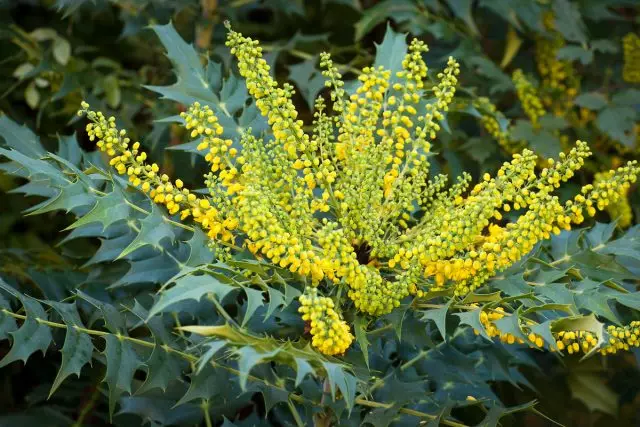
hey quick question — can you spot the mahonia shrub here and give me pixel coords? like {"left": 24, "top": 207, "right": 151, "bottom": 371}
{"left": 2, "top": 19, "right": 640, "bottom": 427}
{"left": 77, "top": 23, "right": 639, "bottom": 356}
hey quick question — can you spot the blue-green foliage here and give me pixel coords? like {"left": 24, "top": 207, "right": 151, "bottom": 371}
{"left": 1, "top": 1, "right": 640, "bottom": 425}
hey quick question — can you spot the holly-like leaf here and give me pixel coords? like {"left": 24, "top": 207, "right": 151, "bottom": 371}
{"left": 557, "top": 45, "right": 593, "bottom": 65}
{"left": 44, "top": 301, "right": 94, "bottom": 397}
{"left": 0, "top": 281, "right": 53, "bottom": 368}
{"left": 147, "top": 274, "right": 234, "bottom": 318}
{"left": 0, "top": 116, "right": 45, "bottom": 157}
{"left": 242, "top": 287, "right": 265, "bottom": 327}
{"left": 353, "top": 315, "right": 370, "bottom": 368}
{"left": 145, "top": 23, "right": 218, "bottom": 106}
{"left": 112, "top": 252, "right": 179, "bottom": 288}
{"left": 373, "top": 24, "right": 408, "bottom": 85}
{"left": 137, "top": 344, "right": 184, "bottom": 394}
{"left": 322, "top": 362, "right": 357, "bottom": 409}
{"left": 183, "top": 228, "right": 215, "bottom": 267}
{"left": 66, "top": 185, "right": 131, "bottom": 232}
{"left": 102, "top": 334, "right": 143, "bottom": 419}
{"left": 235, "top": 346, "right": 280, "bottom": 390}
{"left": 294, "top": 357, "right": 315, "bottom": 387}
{"left": 455, "top": 309, "right": 491, "bottom": 340}
{"left": 177, "top": 364, "right": 229, "bottom": 406}
{"left": 362, "top": 404, "right": 402, "bottom": 427}
{"left": 552, "top": 314, "right": 604, "bottom": 358}
{"left": 419, "top": 300, "right": 451, "bottom": 340}
{"left": 196, "top": 340, "right": 227, "bottom": 375}
{"left": 288, "top": 58, "right": 326, "bottom": 109}
{"left": 118, "top": 204, "right": 175, "bottom": 259}
{"left": 76, "top": 290, "right": 127, "bottom": 333}
{"left": 27, "top": 180, "right": 96, "bottom": 216}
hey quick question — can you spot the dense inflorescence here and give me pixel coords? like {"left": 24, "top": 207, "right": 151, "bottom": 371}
{"left": 298, "top": 288, "right": 353, "bottom": 356}
{"left": 477, "top": 307, "right": 640, "bottom": 356}
{"left": 78, "top": 25, "right": 640, "bottom": 355}
{"left": 594, "top": 170, "right": 633, "bottom": 227}
{"left": 623, "top": 32, "right": 640, "bottom": 83}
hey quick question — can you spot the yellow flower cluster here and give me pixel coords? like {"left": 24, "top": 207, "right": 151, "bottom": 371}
{"left": 79, "top": 102, "right": 235, "bottom": 244}
{"left": 512, "top": 69, "right": 546, "bottom": 126}
{"left": 298, "top": 288, "right": 353, "bottom": 356}
{"left": 79, "top": 25, "right": 640, "bottom": 355}
{"left": 478, "top": 307, "right": 525, "bottom": 345}
{"left": 594, "top": 170, "right": 633, "bottom": 227}
{"left": 535, "top": 12, "right": 580, "bottom": 115}
{"left": 623, "top": 32, "right": 640, "bottom": 83}
{"left": 477, "top": 308, "right": 640, "bottom": 356}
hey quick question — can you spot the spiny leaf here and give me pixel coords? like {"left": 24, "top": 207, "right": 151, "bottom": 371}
{"left": 137, "top": 344, "right": 184, "bottom": 394}
{"left": 321, "top": 361, "right": 357, "bottom": 409}
{"left": 0, "top": 115, "right": 45, "bottom": 157}
{"left": 148, "top": 274, "right": 235, "bottom": 318}
{"left": 196, "top": 340, "right": 227, "bottom": 375}
{"left": 176, "top": 364, "right": 229, "bottom": 406}
{"left": 362, "top": 404, "right": 402, "bottom": 427}
{"left": 420, "top": 300, "right": 451, "bottom": 340}
{"left": 529, "top": 320, "right": 559, "bottom": 351}
{"left": 112, "top": 252, "right": 179, "bottom": 288}
{"left": 241, "top": 287, "right": 265, "bottom": 327}
{"left": 26, "top": 180, "right": 95, "bottom": 216}
{"left": 294, "top": 357, "right": 315, "bottom": 387}
{"left": 0, "top": 147, "right": 67, "bottom": 185}
{"left": 246, "top": 382, "right": 290, "bottom": 414}
{"left": 43, "top": 300, "right": 94, "bottom": 397}
{"left": 455, "top": 308, "right": 491, "bottom": 340}
{"left": 145, "top": 23, "right": 218, "bottom": 106}
{"left": 118, "top": 204, "right": 175, "bottom": 259}
{"left": 183, "top": 228, "right": 215, "bottom": 267}
{"left": 373, "top": 23, "right": 408, "bottom": 85}
{"left": 76, "top": 290, "right": 127, "bottom": 333}
{"left": 102, "top": 334, "right": 143, "bottom": 420}
{"left": 288, "top": 58, "right": 326, "bottom": 109}
{"left": 353, "top": 315, "right": 370, "bottom": 368}
{"left": 66, "top": 185, "right": 131, "bottom": 231}
{"left": 117, "top": 396, "right": 202, "bottom": 426}
{"left": 235, "top": 346, "right": 280, "bottom": 390}
{"left": 0, "top": 281, "right": 53, "bottom": 368}
{"left": 264, "top": 287, "right": 286, "bottom": 321}
{"left": 574, "top": 92, "right": 608, "bottom": 111}
{"left": 494, "top": 308, "right": 528, "bottom": 342}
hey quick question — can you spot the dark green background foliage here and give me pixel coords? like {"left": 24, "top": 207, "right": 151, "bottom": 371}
{"left": 0, "top": 1, "right": 639, "bottom": 426}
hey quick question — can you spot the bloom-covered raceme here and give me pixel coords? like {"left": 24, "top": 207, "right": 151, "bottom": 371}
{"left": 78, "top": 25, "right": 640, "bottom": 356}
{"left": 512, "top": 69, "right": 547, "bottom": 127}
{"left": 476, "top": 306, "right": 640, "bottom": 356}
{"left": 299, "top": 288, "right": 353, "bottom": 356}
